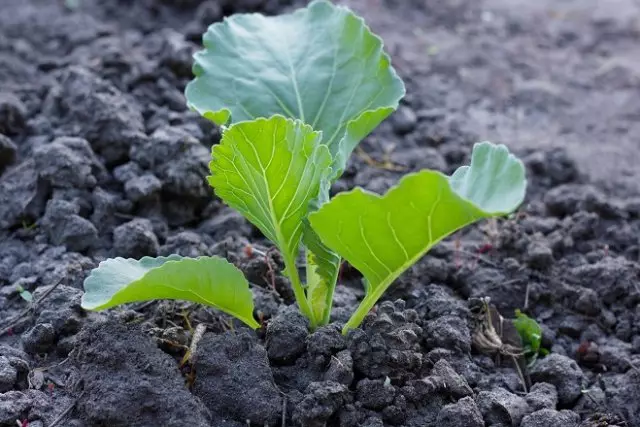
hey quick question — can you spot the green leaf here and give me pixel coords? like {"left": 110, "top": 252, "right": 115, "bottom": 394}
{"left": 185, "top": 0, "right": 405, "bottom": 176}
{"left": 513, "top": 309, "right": 543, "bottom": 355}
{"left": 303, "top": 223, "right": 341, "bottom": 323}
{"left": 209, "top": 115, "right": 331, "bottom": 267}
{"left": 208, "top": 115, "right": 332, "bottom": 324}
{"left": 16, "top": 285, "right": 33, "bottom": 303}
{"left": 301, "top": 178, "right": 341, "bottom": 324}
{"left": 81, "top": 256, "right": 260, "bottom": 329}
{"left": 309, "top": 142, "right": 526, "bottom": 331}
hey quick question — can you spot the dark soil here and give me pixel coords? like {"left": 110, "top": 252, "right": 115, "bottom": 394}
{"left": 1, "top": 0, "right": 639, "bottom": 426}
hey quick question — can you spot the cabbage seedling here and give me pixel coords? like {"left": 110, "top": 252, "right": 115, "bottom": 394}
{"left": 81, "top": 1, "right": 527, "bottom": 334}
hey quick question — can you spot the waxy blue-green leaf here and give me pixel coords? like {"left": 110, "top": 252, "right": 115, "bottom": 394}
{"left": 208, "top": 115, "right": 332, "bottom": 324}
{"left": 309, "top": 142, "right": 526, "bottom": 332}
{"left": 81, "top": 256, "right": 260, "bottom": 329}
{"left": 185, "top": 0, "right": 405, "bottom": 176}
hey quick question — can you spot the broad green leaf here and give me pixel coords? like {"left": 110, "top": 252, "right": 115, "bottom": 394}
{"left": 309, "top": 142, "right": 526, "bottom": 331}
{"left": 185, "top": 0, "right": 405, "bottom": 175}
{"left": 81, "top": 256, "right": 259, "bottom": 329}
{"left": 209, "top": 115, "right": 331, "bottom": 266}
{"left": 208, "top": 116, "right": 332, "bottom": 324}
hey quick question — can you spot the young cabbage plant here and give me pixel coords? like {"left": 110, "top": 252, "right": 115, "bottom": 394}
{"left": 80, "top": 0, "right": 527, "bottom": 334}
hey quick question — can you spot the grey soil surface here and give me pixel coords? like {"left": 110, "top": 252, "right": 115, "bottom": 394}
{"left": 1, "top": 0, "right": 639, "bottom": 426}
{"left": 345, "top": 0, "right": 640, "bottom": 193}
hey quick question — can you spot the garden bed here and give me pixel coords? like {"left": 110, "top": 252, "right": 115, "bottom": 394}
{"left": 1, "top": 0, "right": 639, "bottom": 426}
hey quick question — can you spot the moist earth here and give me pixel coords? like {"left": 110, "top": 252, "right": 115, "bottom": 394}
{"left": 1, "top": 0, "right": 639, "bottom": 426}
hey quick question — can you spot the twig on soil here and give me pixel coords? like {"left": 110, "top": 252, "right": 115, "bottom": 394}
{"left": 181, "top": 311, "right": 194, "bottom": 333}
{"left": 0, "top": 279, "right": 63, "bottom": 337}
{"left": 355, "top": 146, "right": 407, "bottom": 171}
{"left": 281, "top": 398, "right": 287, "bottom": 427}
{"left": 264, "top": 248, "right": 277, "bottom": 291}
{"left": 180, "top": 323, "right": 207, "bottom": 368}
{"left": 453, "top": 236, "right": 462, "bottom": 268}
{"left": 189, "top": 323, "right": 207, "bottom": 356}
{"left": 456, "top": 249, "right": 500, "bottom": 268}
{"left": 48, "top": 391, "right": 84, "bottom": 427}
{"left": 132, "top": 300, "right": 157, "bottom": 312}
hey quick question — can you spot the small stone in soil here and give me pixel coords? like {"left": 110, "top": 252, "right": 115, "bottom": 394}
{"left": 46, "top": 67, "right": 145, "bottom": 164}
{"left": 194, "top": 332, "right": 281, "bottom": 426}
{"left": 530, "top": 354, "right": 586, "bottom": 406}
{"left": 265, "top": 306, "right": 309, "bottom": 364}
{"left": 0, "top": 159, "right": 48, "bottom": 229}
{"left": 477, "top": 387, "right": 531, "bottom": 426}
{"left": 0, "top": 91, "right": 27, "bottom": 135}
{"left": 112, "top": 218, "right": 160, "bottom": 258}
{"left": 113, "top": 161, "right": 142, "bottom": 183}
{"left": 391, "top": 106, "right": 417, "bottom": 135}
{"left": 72, "top": 320, "right": 211, "bottom": 427}
{"left": 525, "top": 382, "right": 558, "bottom": 411}
{"left": 520, "top": 409, "right": 580, "bottom": 427}
{"left": 307, "top": 323, "right": 346, "bottom": 357}
{"left": 430, "top": 358, "right": 473, "bottom": 399}
{"left": 21, "top": 323, "right": 56, "bottom": 355}
{"left": 0, "top": 134, "right": 17, "bottom": 175}
{"left": 324, "top": 349, "right": 354, "bottom": 385}
{"left": 33, "top": 137, "right": 101, "bottom": 189}
{"left": 0, "top": 390, "right": 50, "bottom": 426}
{"left": 356, "top": 378, "right": 396, "bottom": 410}
{"left": 349, "top": 300, "right": 423, "bottom": 381}
{"left": 422, "top": 315, "right": 471, "bottom": 354}
{"left": 159, "top": 230, "right": 211, "bottom": 257}
{"left": 603, "top": 369, "right": 640, "bottom": 426}
{"left": 41, "top": 199, "right": 98, "bottom": 252}
{"left": 293, "top": 381, "right": 351, "bottom": 426}
{"left": 526, "top": 238, "right": 554, "bottom": 270}
{"left": 0, "top": 355, "right": 18, "bottom": 392}
{"left": 124, "top": 173, "right": 162, "bottom": 202}
{"left": 436, "top": 396, "right": 484, "bottom": 427}
{"left": 31, "top": 284, "right": 83, "bottom": 336}
{"left": 198, "top": 206, "right": 252, "bottom": 241}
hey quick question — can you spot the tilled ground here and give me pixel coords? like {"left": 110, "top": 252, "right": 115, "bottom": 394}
{"left": 1, "top": 0, "right": 639, "bottom": 426}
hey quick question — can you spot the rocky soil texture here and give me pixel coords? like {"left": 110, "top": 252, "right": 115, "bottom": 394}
{"left": 1, "top": 0, "right": 639, "bottom": 426}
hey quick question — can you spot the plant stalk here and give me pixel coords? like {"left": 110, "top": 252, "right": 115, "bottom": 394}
{"left": 320, "top": 262, "right": 340, "bottom": 326}
{"left": 342, "top": 278, "right": 391, "bottom": 334}
{"left": 283, "top": 254, "right": 317, "bottom": 329}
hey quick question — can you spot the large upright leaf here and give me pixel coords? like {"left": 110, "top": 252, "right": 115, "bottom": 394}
{"left": 309, "top": 142, "right": 526, "bottom": 331}
{"left": 209, "top": 115, "right": 331, "bottom": 264}
{"left": 81, "top": 256, "right": 260, "bottom": 329}
{"left": 208, "top": 115, "right": 332, "bottom": 323}
{"left": 185, "top": 0, "right": 405, "bottom": 175}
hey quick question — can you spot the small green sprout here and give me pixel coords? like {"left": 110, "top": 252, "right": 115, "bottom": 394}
{"left": 514, "top": 309, "right": 549, "bottom": 365}
{"left": 16, "top": 285, "right": 33, "bottom": 303}
{"left": 81, "top": 0, "right": 527, "bottom": 334}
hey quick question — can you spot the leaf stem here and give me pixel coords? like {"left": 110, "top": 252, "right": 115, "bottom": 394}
{"left": 342, "top": 278, "right": 391, "bottom": 334}
{"left": 283, "top": 254, "right": 317, "bottom": 329}
{"left": 320, "top": 262, "right": 340, "bottom": 326}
